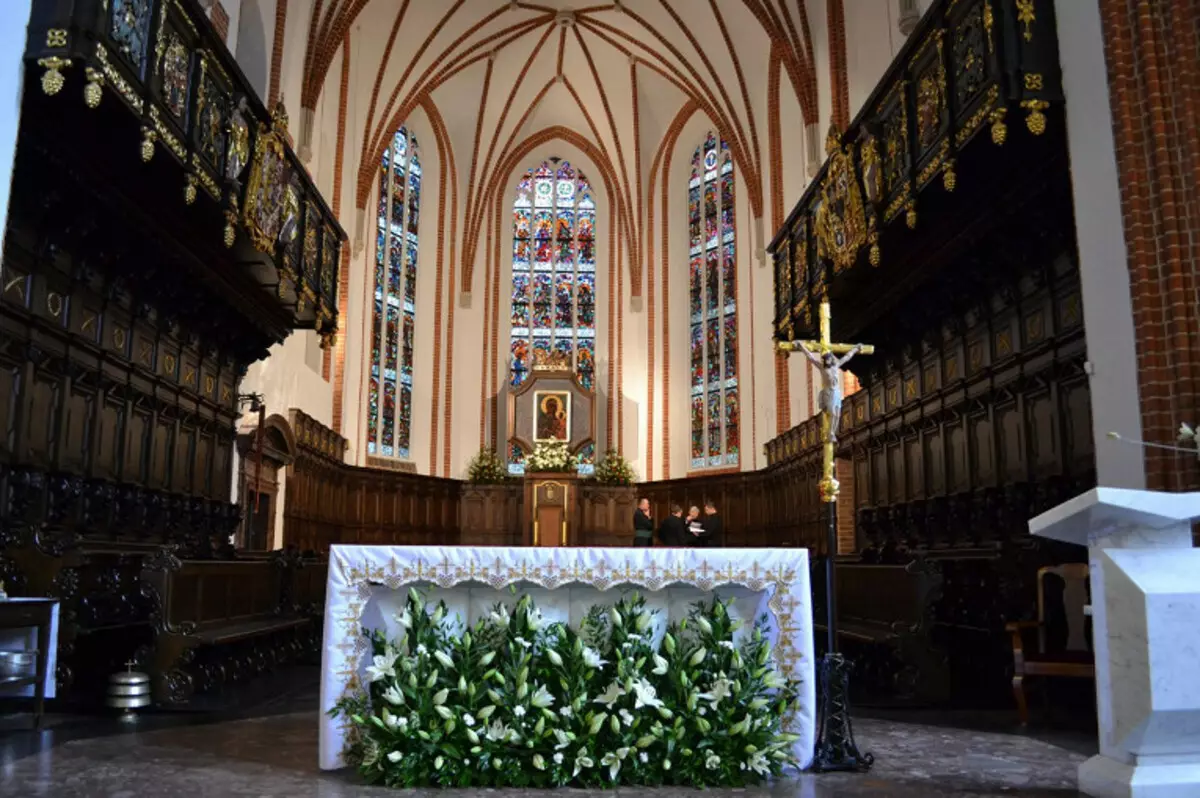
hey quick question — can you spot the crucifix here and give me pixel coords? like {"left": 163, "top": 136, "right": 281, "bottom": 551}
{"left": 776, "top": 298, "right": 875, "bottom": 773}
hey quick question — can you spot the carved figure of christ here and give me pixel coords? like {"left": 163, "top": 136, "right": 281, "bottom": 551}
{"left": 777, "top": 301, "right": 874, "bottom": 445}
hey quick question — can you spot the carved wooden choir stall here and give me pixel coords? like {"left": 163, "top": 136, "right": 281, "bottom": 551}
{"left": 0, "top": 0, "right": 340, "bottom": 706}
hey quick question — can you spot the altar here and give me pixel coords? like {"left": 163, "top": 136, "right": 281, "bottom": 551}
{"left": 318, "top": 545, "right": 816, "bottom": 771}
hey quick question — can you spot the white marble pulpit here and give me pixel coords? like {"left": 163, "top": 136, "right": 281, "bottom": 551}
{"left": 1030, "top": 488, "right": 1200, "bottom": 798}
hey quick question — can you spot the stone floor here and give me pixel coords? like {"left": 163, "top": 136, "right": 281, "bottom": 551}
{"left": 0, "top": 668, "right": 1092, "bottom": 797}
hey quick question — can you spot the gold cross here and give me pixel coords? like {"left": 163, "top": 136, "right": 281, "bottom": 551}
{"left": 776, "top": 300, "right": 874, "bottom": 503}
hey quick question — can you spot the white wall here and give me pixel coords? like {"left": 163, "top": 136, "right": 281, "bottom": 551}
{"left": 234, "top": 0, "right": 273, "bottom": 100}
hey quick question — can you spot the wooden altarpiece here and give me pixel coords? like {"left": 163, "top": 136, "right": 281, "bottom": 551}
{"left": 507, "top": 365, "right": 596, "bottom": 547}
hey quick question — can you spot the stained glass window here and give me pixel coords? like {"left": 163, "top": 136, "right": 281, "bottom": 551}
{"left": 689, "top": 133, "right": 739, "bottom": 469}
{"left": 509, "top": 159, "right": 596, "bottom": 389}
{"left": 367, "top": 127, "right": 421, "bottom": 459}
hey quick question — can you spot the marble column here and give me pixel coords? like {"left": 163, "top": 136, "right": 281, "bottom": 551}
{"left": 1030, "top": 488, "right": 1200, "bottom": 798}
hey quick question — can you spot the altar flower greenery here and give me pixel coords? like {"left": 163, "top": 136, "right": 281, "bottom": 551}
{"left": 525, "top": 440, "right": 572, "bottom": 472}
{"left": 592, "top": 449, "right": 636, "bottom": 486}
{"left": 331, "top": 590, "right": 803, "bottom": 789}
{"left": 465, "top": 447, "right": 511, "bottom": 484}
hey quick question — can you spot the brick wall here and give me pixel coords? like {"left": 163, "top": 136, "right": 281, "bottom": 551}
{"left": 1100, "top": 0, "right": 1200, "bottom": 491}
{"left": 211, "top": 2, "right": 229, "bottom": 43}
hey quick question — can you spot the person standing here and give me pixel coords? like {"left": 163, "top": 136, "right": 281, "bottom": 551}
{"left": 633, "top": 498, "right": 654, "bottom": 547}
{"left": 701, "top": 500, "right": 724, "bottom": 548}
{"left": 658, "top": 504, "right": 687, "bottom": 547}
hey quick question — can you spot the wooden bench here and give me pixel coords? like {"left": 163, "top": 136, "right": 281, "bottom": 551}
{"left": 140, "top": 547, "right": 313, "bottom": 705}
{"left": 813, "top": 559, "right": 948, "bottom": 703}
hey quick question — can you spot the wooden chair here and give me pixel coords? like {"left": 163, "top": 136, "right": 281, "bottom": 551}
{"left": 1007, "top": 563, "right": 1094, "bottom": 724}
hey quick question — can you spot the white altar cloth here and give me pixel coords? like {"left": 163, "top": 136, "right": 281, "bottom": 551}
{"left": 318, "top": 545, "right": 816, "bottom": 771}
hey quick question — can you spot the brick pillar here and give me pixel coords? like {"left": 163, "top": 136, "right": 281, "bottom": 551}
{"left": 1100, "top": 0, "right": 1200, "bottom": 490}
{"left": 210, "top": 2, "right": 229, "bottom": 43}
{"left": 836, "top": 458, "right": 855, "bottom": 554}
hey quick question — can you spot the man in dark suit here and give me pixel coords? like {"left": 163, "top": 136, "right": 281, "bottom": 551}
{"left": 658, "top": 504, "right": 687, "bottom": 547}
{"left": 700, "top": 499, "right": 723, "bottom": 548}
{"left": 633, "top": 498, "right": 654, "bottom": 547}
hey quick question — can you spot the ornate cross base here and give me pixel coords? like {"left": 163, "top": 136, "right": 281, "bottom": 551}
{"left": 810, "top": 652, "right": 874, "bottom": 773}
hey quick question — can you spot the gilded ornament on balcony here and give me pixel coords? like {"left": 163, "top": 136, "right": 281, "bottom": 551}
{"left": 83, "top": 67, "right": 104, "bottom": 108}
{"left": 224, "top": 201, "right": 238, "bottom": 248}
{"left": 942, "top": 159, "right": 957, "bottom": 192}
{"left": 815, "top": 125, "right": 867, "bottom": 274}
{"left": 905, "top": 201, "right": 918, "bottom": 229}
{"left": 184, "top": 174, "right": 197, "bottom": 205}
{"left": 1022, "top": 100, "right": 1049, "bottom": 135}
{"left": 990, "top": 108, "right": 1008, "bottom": 145}
{"left": 38, "top": 57, "right": 70, "bottom": 96}
{"left": 243, "top": 122, "right": 290, "bottom": 253}
{"left": 140, "top": 127, "right": 157, "bottom": 162}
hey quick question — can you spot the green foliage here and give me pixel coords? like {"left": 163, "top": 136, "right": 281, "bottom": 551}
{"left": 332, "top": 589, "right": 803, "bottom": 789}
{"left": 466, "top": 448, "right": 511, "bottom": 484}
{"left": 591, "top": 450, "right": 636, "bottom": 486}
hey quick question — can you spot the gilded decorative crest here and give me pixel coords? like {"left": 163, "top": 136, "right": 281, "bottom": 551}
{"left": 533, "top": 347, "right": 572, "bottom": 370}
{"left": 160, "top": 33, "right": 190, "bottom": 120}
{"left": 242, "top": 120, "right": 289, "bottom": 253}
{"left": 814, "top": 126, "right": 867, "bottom": 274}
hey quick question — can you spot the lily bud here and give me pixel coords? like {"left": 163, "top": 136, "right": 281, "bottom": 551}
{"left": 425, "top": 672, "right": 438, "bottom": 688}
{"left": 663, "top": 634, "right": 676, "bottom": 655}
{"left": 610, "top": 715, "right": 620, "bottom": 734}
{"left": 589, "top": 713, "right": 607, "bottom": 734}
{"left": 468, "top": 684, "right": 476, "bottom": 698}
{"left": 434, "top": 755, "right": 444, "bottom": 771}
{"left": 432, "top": 688, "right": 449, "bottom": 705}
{"left": 466, "top": 728, "right": 479, "bottom": 744}
{"left": 458, "top": 676, "right": 467, "bottom": 692}
{"left": 408, "top": 674, "right": 418, "bottom": 688}
{"left": 656, "top": 706, "right": 673, "bottom": 719}
{"left": 477, "top": 705, "right": 496, "bottom": 720}
{"left": 696, "top": 617, "right": 713, "bottom": 636}
{"left": 479, "top": 651, "right": 496, "bottom": 667}
{"left": 434, "top": 651, "right": 455, "bottom": 670}
{"left": 611, "top": 608, "right": 623, "bottom": 627}
{"left": 689, "top": 647, "right": 707, "bottom": 667}
{"left": 432, "top": 605, "right": 445, "bottom": 624}
{"left": 636, "top": 735, "right": 654, "bottom": 748}
{"left": 517, "top": 682, "right": 528, "bottom": 700}
{"left": 534, "top": 717, "right": 545, "bottom": 736}
{"left": 487, "top": 689, "right": 502, "bottom": 704}
{"left": 547, "top": 649, "right": 564, "bottom": 667}
{"left": 417, "top": 730, "right": 431, "bottom": 741}
{"left": 517, "top": 666, "right": 529, "bottom": 686}
{"left": 463, "top": 632, "right": 472, "bottom": 648}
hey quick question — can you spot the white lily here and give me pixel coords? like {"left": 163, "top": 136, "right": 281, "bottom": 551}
{"left": 553, "top": 729, "right": 571, "bottom": 750}
{"left": 395, "top": 609, "right": 412, "bottom": 629}
{"left": 601, "top": 747, "right": 630, "bottom": 780}
{"left": 382, "top": 684, "right": 405, "bottom": 706}
{"left": 387, "top": 750, "right": 403, "bottom": 763}
{"left": 582, "top": 647, "right": 607, "bottom": 669}
{"left": 527, "top": 608, "right": 544, "bottom": 631}
{"left": 365, "top": 650, "right": 399, "bottom": 683}
{"left": 462, "top": 712, "right": 476, "bottom": 727}
{"left": 747, "top": 751, "right": 770, "bottom": 775}
{"left": 764, "top": 670, "right": 787, "bottom": 689}
{"left": 553, "top": 752, "right": 564, "bottom": 765}
{"left": 530, "top": 684, "right": 555, "bottom": 709}
{"left": 490, "top": 605, "right": 510, "bottom": 626}
{"left": 632, "top": 678, "right": 664, "bottom": 709}
{"left": 652, "top": 654, "right": 669, "bottom": 675}
{"left": 514, "top": 705, "right": 526, "bottom": 717}
{"left": 572, "top": 749, "right": 594, "bottom": 778}
{"left": 719, "top": 640, "right": 735, "bottom": 650}
{"left": 699, "top": 677, "right": 734, "bottom": 708}
{"left": 416, "top": 643, "right": 428, "bottom": 657}
{"left": 619, "top": 708, "right": 634, "bottom": 727}
{"left": 485, "top": 720, "right": 512, "bottom": 742}
{"left": 705, "top": 752, "right": 722, "bottom": 770}
{"left": 433, "top": 650, "right": 455, "bottom": 670}
{"left": 594, "top": 681, "right": 625, "bottom": 706}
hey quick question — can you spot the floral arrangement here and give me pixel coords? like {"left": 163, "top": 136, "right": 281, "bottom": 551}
{"left": 592, "top": 450, "right": 636, "bottom": 486}
{"left": 331, "top": 590, "right": 803, "bottom": 789}
{"left": 526, "top": 440, "right": 572, "bottom": 473}
{"left": 465, "top": 448, "right": 511, "bottom": 484}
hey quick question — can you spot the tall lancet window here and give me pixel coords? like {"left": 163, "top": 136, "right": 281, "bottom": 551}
{"left": 367, "top": 128, "right": 421, "bottom": 459}
{"left": 688, "top": 132, "right": 739, "bottom": 469}
{"left": 510, "top": 159, "right": 597, "bottom": 387}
